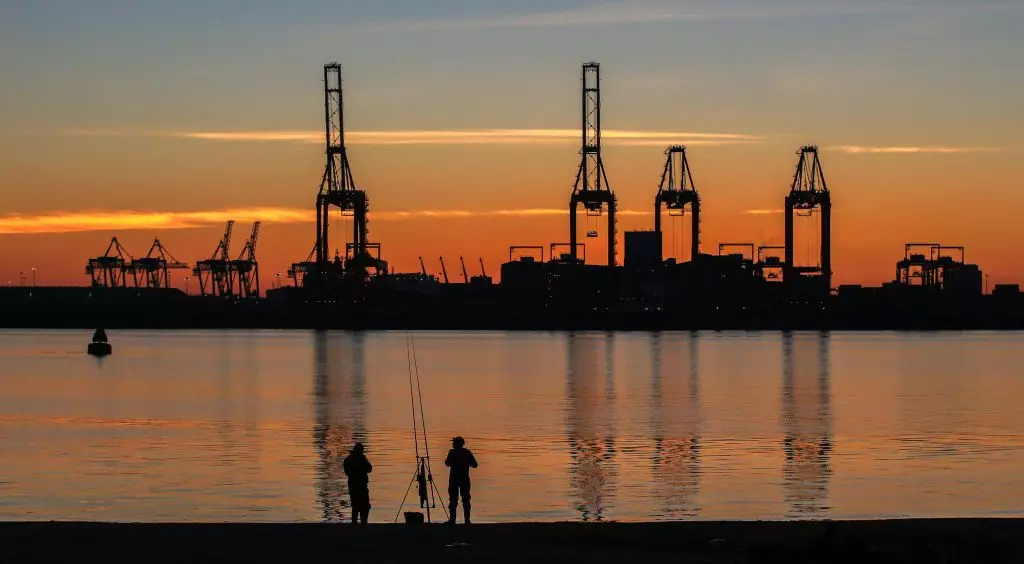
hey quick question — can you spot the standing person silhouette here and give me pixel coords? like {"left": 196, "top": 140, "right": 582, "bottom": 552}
{"left": 342, "top": 442, "right": 372, "bottom": 524}
{"left": 444, "top": 436, "right": 478, "bottom": 524}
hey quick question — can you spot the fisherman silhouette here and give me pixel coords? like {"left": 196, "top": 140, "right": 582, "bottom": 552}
{"left": 444, "top": 436, "right": 478, "bottom": 524}
{"left": 342, "top": 442, "right": 372, "bottom": 524}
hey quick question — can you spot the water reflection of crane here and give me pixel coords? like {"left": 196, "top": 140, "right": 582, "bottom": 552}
{"left": 313, "top": 330, "right": 368, "bottom": 522}
{"left": 650, "top": 332, "right": 701, "bottom": 518}
{"left": 781, "top": 331, "right": 832, "bottom": 517}
{"left": 565, "top": 332, "right": 618, "bottom": 521}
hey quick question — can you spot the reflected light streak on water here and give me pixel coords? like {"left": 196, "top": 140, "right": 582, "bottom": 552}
{"left": 0, "top": 329, "right": 1023, "bottom": 522}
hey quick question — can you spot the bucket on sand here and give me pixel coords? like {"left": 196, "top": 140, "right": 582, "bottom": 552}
{"left": 404, "top": 511, "right": 425, "bottom": 524}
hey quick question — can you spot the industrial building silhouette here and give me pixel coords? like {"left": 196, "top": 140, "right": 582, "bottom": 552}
{"left": 0, "top": 61, "right": 1015, "bottom": 330}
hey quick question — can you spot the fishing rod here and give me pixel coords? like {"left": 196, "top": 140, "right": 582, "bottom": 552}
{"left": 394, "top": 331, "right": 448, "bottom": 523}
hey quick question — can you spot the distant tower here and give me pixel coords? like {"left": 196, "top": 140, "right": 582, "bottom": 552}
{"left": 315, "top": 63, "right": 369, "bottom": 267}
{"left": 655, "top": 145, "right": 700, "bottom": 262}
{"left": 784, "top": 146, "right": 831, "bottom": 291}
{"left": 569, "top": 62, "right": 617, "bottom": 266}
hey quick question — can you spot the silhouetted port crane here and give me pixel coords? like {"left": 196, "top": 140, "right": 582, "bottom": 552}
{"left": 718, "top": 243, "right": 755, "bottom": 262}
{"left": 472, "top": 258, "right": 493, "bottom": 285}
{"left": 784, "top": 146, "right": 832, "bottom": 292}
{"left": 655, "top": 145, "right": 700, "bottom": 262}
{"left": 757, "top": 245, "right": 786, "bottom": 282}
{"left": 231, "top": 221, "right": 261, "bottom": 298}
{"left": 439, "top": 256, "right": 450, "bottom": 284}
{"left": 132, "top": 238, "right": 189, "bottom": 289}
{"left": 194, "top": 221, "right": 235, "bottom": 297}
{"left": 86, "top": 237, "right": 133, "bottom": 288}
{"left": 569, "top": 62, "right": 617, "bottom": 266}
{"left": 316, "top": 64, "right": 385, "bottom": 276}
{"left": 896, "top": 243, "right": 941, "bottom": 286}
{"left": 418, "top": 257, "right": 427, "bottom": 277}
{"left": 896, "top": 243, "right": 979, "bottom": 295}
{"left": 459, "top": 256, "right": 469, "bottom": 284}
{"left": 290, "top": 63, "right": 386, "bottom": 290}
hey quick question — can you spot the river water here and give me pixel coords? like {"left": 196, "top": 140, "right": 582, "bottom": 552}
{"left": 0, "top": 329, "right": 1022, "bottom": 523}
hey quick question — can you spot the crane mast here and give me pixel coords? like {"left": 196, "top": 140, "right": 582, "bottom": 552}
{"left": 568, "top": 62, "right": 617, "bottom": 266}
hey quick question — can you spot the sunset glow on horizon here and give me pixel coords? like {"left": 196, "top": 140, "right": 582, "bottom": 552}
{"left": 3, "top": 0, "right": 1023, "bottom": 291}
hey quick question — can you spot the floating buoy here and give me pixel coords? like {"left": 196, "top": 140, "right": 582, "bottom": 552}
{"left": 88, "top": 328, "right": 112, "bottom": 357}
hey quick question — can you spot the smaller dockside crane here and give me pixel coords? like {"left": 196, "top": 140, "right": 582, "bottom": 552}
{"left": 471, "top": 257, "right": 493, "bottom": 285}
{"left": 86, "top": 237, "right": 133, "bottom": 288}
{"left": 132, "top": 238, "right": 189, "bottom": 289}
{"left": 231, "top": 221, "right": 261, "bottom": 299}
{"left": 784, "top": 145, "right": 831, "bottom": 293}
{"left": 459, "top": 257, "right": 469, "bottom": 284}
{"left": 655, "top": 145, "right": 700, "bottom": 262}
{"left": 194, "top": 221, "right": 235, "bottom": 297}
{"left": 439, "top": 257, "right": 449, "bottom": 284}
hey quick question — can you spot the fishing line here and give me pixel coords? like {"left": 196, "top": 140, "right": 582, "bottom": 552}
{"left": 393, "top": 330, "right": 448, "bottom": 523}
{"left": 406, "top": 332, "right": 421, "bottom": 460}
{"left": 411, "top": 335, "right": 433, "bottom": 470}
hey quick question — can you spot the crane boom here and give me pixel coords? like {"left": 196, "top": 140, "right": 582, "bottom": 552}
{"left": 418, "top": 256, "right": 427, "bottom": 276}
{"left": 215, "top": 220, "right": 235, "bottom": 260}
{"left": 439, "top": 256, "right": 449, "bottom": 284}
{"left": 459, "top": 256, "right": 468, "bottom": 283}
{"left": 239, "top": 221, "right": 261, "bottom": 261}
{"left": 479, "top": 258, "right": 487, "bottom": 278}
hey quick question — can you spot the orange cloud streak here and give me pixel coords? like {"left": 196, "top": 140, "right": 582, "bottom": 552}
{"left": 0, "top": 207, "right": 652, "bottom": 234}
{"left": 832, "top": 145, "right": 1003, "bottom": 155}
{"left": 71, "top": 128, "right": 762, "bottom": 146}
{"left": 0, "top": 208, "right": 309, "bottom": 234}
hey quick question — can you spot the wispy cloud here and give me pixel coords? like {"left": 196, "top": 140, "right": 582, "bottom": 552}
{"left": 745, "top": 209, "right": 784, "bottom": 215}
{"left": 374, "top": 208, "right": 649, "bottom": 221}
{"left": 371, "top": 1, "right": 1018, "bottom": 32}
{"left": 71, "top": 128, "right": 762, "bottom": 147}
{"left": 0, "top": 207, "right": 651, "bottom": 234}
{"left": 183, "top": 131, "right": 318, "bottom": 142}
{"left": 0, "top": 207, "right": 310, "bottom": 235}
{"left": 833, "top": 145, "right": 1003, "bottom": 155}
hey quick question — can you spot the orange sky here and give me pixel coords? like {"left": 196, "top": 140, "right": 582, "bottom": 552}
{"left": 3, "top": 2, "right": 1023, "bottom": 293}
{"left": 1, "top": 136, "right": 1022, "bottom": 292}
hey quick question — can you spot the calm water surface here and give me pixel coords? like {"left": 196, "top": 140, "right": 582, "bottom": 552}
{"left": 0, "top": 330, "right": 1022, "bottom": 522}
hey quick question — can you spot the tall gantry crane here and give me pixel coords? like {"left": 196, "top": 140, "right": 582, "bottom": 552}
{"left": 655, "top": 145, "right": 701, "bottom": 262}
{"left": 316, "top": 64, "right": 372, "bottom": 269}
{"left": 194, "top": 220, "right": 235, "bottom": 297}
{"left": 231, "top": 221, "right": 261, "bottom": 298}
{"left": 132, "top": 238, "right": 189, "bottom": 289}
{"left": 291, "top": 63, "right": 385, "bottom": 291}
{"left": 569, "top": 62, "right": 617, "bottom": 266}
{"left": 86, "top": 237, "right": 133, "bottom": 288}
{"left": 784, "top": 146, "right": 832, "bottom": 292}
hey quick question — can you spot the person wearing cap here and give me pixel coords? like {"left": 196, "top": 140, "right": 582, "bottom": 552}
{"left": 342, "top": 442, "right": 372, "bottom": 524}
{"left": 444, "top": 436, "right": 478, "bottom": 524}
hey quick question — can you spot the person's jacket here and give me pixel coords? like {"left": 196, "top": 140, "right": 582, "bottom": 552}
{"left": 444, "top": 447, "right": 478, "bottom": 483}
{"left": 343, "top": 452, "right": 372, "bottom": 485}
